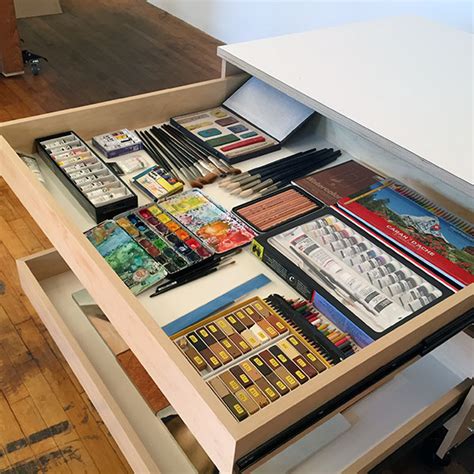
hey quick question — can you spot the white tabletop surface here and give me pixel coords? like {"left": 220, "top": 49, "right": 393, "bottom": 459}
{"left": 218, "top": 17, "right": 473, "bottom": 187}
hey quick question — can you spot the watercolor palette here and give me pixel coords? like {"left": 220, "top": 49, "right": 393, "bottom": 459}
{"left": 115, "top": 203, "right": 213, "bottom": 274}
{"left": 159, "top": 190, "right": 256, "bottom": 253}
{"left": 253, "top": 208, "right": 452, "bottom": 339}
{"left": 233, "top": 185, "right": 323, "bottom": 233}
{"left": 85, "top": 220, "right": 167, "bottom": 295}
{"left": 172, "top": 297, "right": 332, "bottom": 421}
{"left": 170, "top": 107, "right": 279, "bottom": 163}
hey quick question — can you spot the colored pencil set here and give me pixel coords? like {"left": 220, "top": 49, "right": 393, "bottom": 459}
{"left": 283, "top": 297, "right": 359, "bottom": 357}
{"left": 233, "top": 185, "right": 322, "bottom": 232}
{"left": 391, "top": 181, "right": 473, "bottom": 236}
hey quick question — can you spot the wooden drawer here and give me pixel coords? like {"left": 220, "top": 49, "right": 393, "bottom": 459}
{"left": 1, "top": 74, "right": 473, "bottom": 472}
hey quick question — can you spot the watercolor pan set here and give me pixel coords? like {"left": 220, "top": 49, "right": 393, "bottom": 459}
{"left": 159, "top": 189, "right": 256, "bottom": 253}
{"left": 252, "top": 208, "right": 453, "bottom": 340}
{"left": 36, "top": 131, "right": 137, "bottom": 222}
{"left": 172, "top": 297, "right": 332, "bottom": 421}
{"left": 232, "top": 185, "right": 324, "bottom": 233}
{"left": 85, "top": 220, "right": 167, "bottom": 295}
{"left": 92, "top": 129, "right": 143, "bottom": 158}
{"left": 130, "top": 165, "right": 183, "bottom": 200}
{"left": 114, "top": 203, "right": 213, "bottom": 275}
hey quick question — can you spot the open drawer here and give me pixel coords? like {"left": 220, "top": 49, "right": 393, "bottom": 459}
{"left": 0, "top": 73, "right": 473, "bottom": 472}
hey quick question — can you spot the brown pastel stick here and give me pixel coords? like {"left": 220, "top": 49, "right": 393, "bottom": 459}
{"left": 229, "top": 332, "right": 251, "bottom": 354}
{"left": 220, "top": 372, "right": 243, "bottom": 393}
{"left": 219, "top": 337, "right": 242, "bottom": 359}
{"left": 305, "top": 350, "right": 328, "bottom": 372}
{"left": 267, "top": 372, "right": 290, "bottom": 395}
{"left": 230, "top": 365, "right": 253, "bottom": 388}
{"left": 275, "top": 366, "right": 299, "bottom": 390}
{"left": 240, "top": 329, "right": 261, "bottom": 349}
{"left": 255, "top": 378, "right": 280, "bottom": 402}
{"left": 234, "top": 309, "right": 255, "bottom": 328}
{"left": 208, "top": 377, "right": 230, "bottom": 398}
{"left": 209, "top": 342, "right": 232, "bottom": 365}
{"left": 200, "top": 347, "right": 221, "bottom": 370}
{"left": 264, "top": 313, "right": 288, "bottom": 334}
{"left": 257, "top": 319, "right": 279, "bottom": 338}
{"left": 293, "top": 355, "right": 318, "bottom": 378}
{"left": 216, "top": 317, "right": 234, "bottom": 336}
{"left": 243, "top": 304, "right": 263, "bottom": 322}
{"left": 246, "top": 384, "right": 270, "bottom": 408}
{"left": 235, "top": 389, "right": 260, "bottom": 415}
{"left": 240, "top": 360, "right": 262, "bottom": 382}
{"left": 253, "top": 300, "right": 273, "bottom": 318}
{"left": 206, "top": 322, "right": 226, "bottom": 340}
{"left": 222, "top": 394, "right": 248, "bottom": 421}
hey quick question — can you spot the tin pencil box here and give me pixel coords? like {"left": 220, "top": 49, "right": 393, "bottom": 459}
{"left": 252, "top": 207, "right": 453, "bottom": 340}
{"left": 36, "top": 131, "right": 138, "bottom": 223}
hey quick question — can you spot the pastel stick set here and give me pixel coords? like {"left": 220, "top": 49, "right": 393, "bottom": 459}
{"left": 171, "top": 78, "right": 314, "bottom": 163}
{"left": 172, "top": 297, "right": 332, "bottom": 421}
{"left": 171, "top": 106, "right": 279, "bottom": 163}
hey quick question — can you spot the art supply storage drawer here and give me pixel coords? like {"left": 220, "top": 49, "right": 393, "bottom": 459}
{"left": 0, "top": 73, "right": 472, "bottom": 472}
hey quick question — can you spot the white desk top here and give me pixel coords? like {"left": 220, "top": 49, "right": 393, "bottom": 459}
{"left": 218, "top": 17, "right": 473, "bottom": 189}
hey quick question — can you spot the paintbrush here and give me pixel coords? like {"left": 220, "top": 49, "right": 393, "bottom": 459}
{"left": 158, "top": 126, "right": 225, "bottom": 179}
{"left": 149, "top": 128, "right": 204, "bottom": 181}
{"left": 135, "top": 130, "right": 176, "bottom": 177}
{"left": 139, "top": 129, "right": 184, "bottom": 181}
{"left": 220, "top": 148, "right": 318, "bottom": 188}
{"left": 226, "top": 149, "right": 329, "bottom": 191}
{"left": 150, "top": 261, "right": 236, "bottom": 297}
{"left": 160, "top": 124, "right": 227, "bottom": 178}
{"left": 164, "top": 249, "right": 241, "bottom": 283}
{"left": 240, "top": 151, "right": 341, "bottom": 197}
{"left": 152, "top": 127, "right": 219, "bottom": 185}
{"left": 144, "top": 130, "right": 203, "bottom": 188}
{"left": 232, "top": 150, "right": 337, "bottom": 196}
{"left": 163, "top": 124, "right": 241, "bottom": 175}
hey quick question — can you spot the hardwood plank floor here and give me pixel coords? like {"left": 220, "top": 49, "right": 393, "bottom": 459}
{"left": 0, "top": 0, "right": 222, "bottom": 120}
{"left": 0, "top": 1, "right": 221, "bottom": 472}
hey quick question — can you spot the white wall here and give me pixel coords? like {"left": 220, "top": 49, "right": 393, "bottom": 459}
{"left": 148, "top": 0, "right": 473, "bottom": 43}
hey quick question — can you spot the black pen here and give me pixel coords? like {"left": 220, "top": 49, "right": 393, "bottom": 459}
{"left": 150, "top": 261, "right": 236, "bottom": 297}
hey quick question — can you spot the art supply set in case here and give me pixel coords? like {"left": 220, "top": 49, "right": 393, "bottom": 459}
{"left": 171, "top": 296, "right": 333, "bottom": 421}
{"left": 36, "top": 131, "right": 138, "bottom": 222}
{"left": 251, "top": 207, "right": 453, "bottom": 340}
{"left": 92, "top": 129, "right": 143, "bottom": 158}
{"left": 171, "top": 78, "right": 314, "bottom": 163}
{"left": 232, "top": 185, "right": 324, "bottom": 233}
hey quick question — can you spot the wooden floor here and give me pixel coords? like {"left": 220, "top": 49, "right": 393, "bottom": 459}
{"left": 0, "top": 0, "right": 222, "bottom": 121}
{"left": 0, "top": 1, "right": 220, "bottom": 472}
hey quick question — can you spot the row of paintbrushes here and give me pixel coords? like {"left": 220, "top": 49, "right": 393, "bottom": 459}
{"left": 135, "top": 125, "right": 242, "bottom": 188}
{"left": 220, "top": 148, "right": 341, "bottom": 198}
